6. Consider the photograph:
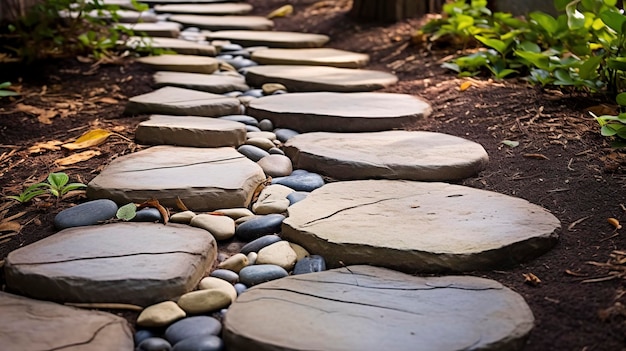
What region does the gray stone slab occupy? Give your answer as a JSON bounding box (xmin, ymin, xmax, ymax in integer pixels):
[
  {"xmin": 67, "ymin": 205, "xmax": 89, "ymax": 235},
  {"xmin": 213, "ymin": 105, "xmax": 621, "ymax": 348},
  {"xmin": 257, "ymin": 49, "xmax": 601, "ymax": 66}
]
[
  {"xmin": 169, "ymin": 15, "xmax": 273, "ymax": 31},
  {"xmin": 117, "ymin": 22, "xmax": 182, "ymax": 38},
  {"xmin": 4, "ymin": 223, "xmax": 217, "ymax": 306},
  {"xmin": 136, "ymin": 114, "xmax": 247, "ymax": 147},
  {"xmin": 137, "ymin": 54, "xmax": 220, "ymax": 74},
  {"xmin": 125, "ymin": 86, "xmax": 241, "ymax": 117},
  {"xmin": 154, "ymin": 71, "xmax": 249, "ymax": 93},
  {"xmin": 142, "ymin": 0, "xmax": 231, "ymax": 4},
  {"xmin": 127, "ymin": 36, "xmax": 216, "ymax": 55},
  {"xmin": 251, "ymin": 48, "xmax": 370, "ymax": 68},
  {"xmin": 282, "ymin": 180, "xmax": 560, "ymax": 272},
  {"xmin": 0, "ymin": 292, "xmax": 133, "ymax": 350},
  {"xmin": 155, "ymin": 3, "xmax": 253, "ymax": 15},
  {"xmin": 284, "ymin": 131, "xmax": 488, "ymax": 181},
  {"xmin": 224, "ymin": 266, "xmax": 534, "ymax": 351},
  {"xmin": 247, "ymin": 92, "xmax": 431, "ymax": 132},
  {"xmin": 87, "ymin": 146, "xmax": 266, "ymax": 211},
  {"xmin": 244, "ymin": 65, "xmax": 398, "ymax": 92},
  {"xmin": 62, "ymin": 9, "xmax": 157, "ymax": 23},
  {"xmin": 206, "ymin": 30, "xmax": 329, "ymax": 48}
]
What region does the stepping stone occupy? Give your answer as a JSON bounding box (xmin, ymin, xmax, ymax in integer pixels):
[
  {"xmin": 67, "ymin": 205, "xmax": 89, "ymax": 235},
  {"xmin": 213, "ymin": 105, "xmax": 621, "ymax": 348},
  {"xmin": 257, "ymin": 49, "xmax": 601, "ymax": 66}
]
[
  {"xmin": 135, "ymin": 115, "xmax": 247, "ymax": 147},
  {"xmin": 62, "ymin": 9, "xmax": 157, "ymax": 23},
  {"xmin": 223, "ymin": 265, "xmax": 534, "ymax": 351},
  {"xmin": 125, "ymin": 86, "xmax": 241, "ymax": 117},
  {"xmin": 87, "ymin": 146, "xmax": 266, "ymax": 211},
  {"xmin": 169, "ymin": 15, "xmax": 273, "ymax": 31},
  {"xmin": 116, "ymin": 22, "xmax": 182, "ymax": 38},
  {"xmin": 0, "ymin": 292, "xmax": 133, "ymax": 350},
  {"xmin": 136, "ymin": 54, "xmax": 220, "ymax": 74},
  {"xmin": 251, "ymin": 48, "xmax": 370, "ymax": 68},
  {"xmin": 4, "ymin": 223, "xmax": 217, "ymax": 306},
  {"xmin": 99, "ymin": 0, "xmax": 139, "ymax": 10},
  {"xmin": 206, "ymin": 30, "xmax": 329, "ymax": 48},
  {"xmin": 244, "ymin": 65, "xmax": 398, "ymax": 92},
  {"xmin": 247, "ymin": 92, "xmax": 431, "ymax": 132},
  {"xmin": 154, "ymin": 71, "xmax": 249, "ymax": 93},
  {"xmin": 126, "ymin": 36, "xmax": 216, "ymax": 56},
  {"xmin": 284, "ymin": 131, "xmax": 488, "ymax": 181},
  {"xmin": 142, "ymin": 0, "xmax": 231, "ymax": 4},
  {"xmin": 282, "ymin": 180, "xmax": 560, "ymax": 272},
  {"xmin": 154, "ymin": 3, "xmax": 253, "ymax": 15}
]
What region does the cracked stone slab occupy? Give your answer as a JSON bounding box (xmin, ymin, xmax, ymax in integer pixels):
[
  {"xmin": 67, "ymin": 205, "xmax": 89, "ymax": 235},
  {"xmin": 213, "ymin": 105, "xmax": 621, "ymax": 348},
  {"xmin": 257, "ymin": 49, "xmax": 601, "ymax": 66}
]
[
  {"xmin": 284, "ymin": 131, "xmax": 488, "ymax": 181},
  {"xmin": 244, "ymin": 65, "xmax": 398, "ymax": 92},
  {"xmin": 0, "ymin": 292, "xmax": 133, "ymax": 350},
  {"xmin": 136, "ymin": 114, "xmax": 247, "ymax": 147},
  {"xmin": 137, "ymin": 54, "xmax": 220, "ymax": 74},
  {"xmin": 125, "ymin": 86, "xmax": 241, "ymax": 117},
  {"xmin": 154, "ymin": 71, "xmax": 249, "ymax": 93},
  {"xmin": 247, "ymin": 92, "xmax": 431, "ymax": 132},
  {"xmin": 282, "ymin": 180, "xmax": 560, "ymax": 272},
  {"xmin": 126, "ymin": 37, "xmax": 216, "ymax": 56},
  {"xmin": 169, "ymin": 15, "xmax": 273, "ymax": 31},
  {"xmin": 116, "ymin": 22, "xmax": 182, "ymax": 38},
  {"xmin": 4, "ymin": 223, "xmax": 217, "ymax": 306},
  {"xmin": 251, "ymin": 48, "xmax": 370, "ymax": 68},
  {"xmin": 224, "ymin": 265, "xmax": 534, "ymax": 351},
  {"xmin": 206, "ymin": 30, "xmax": 329, "ymax": 48},
  {"xmin": 87, "ymin": 146, "xmax": 266, "ymax": 211},
  {"xmin": 155, "ymin": 3, "xmax": 253, "ymax": 15}
]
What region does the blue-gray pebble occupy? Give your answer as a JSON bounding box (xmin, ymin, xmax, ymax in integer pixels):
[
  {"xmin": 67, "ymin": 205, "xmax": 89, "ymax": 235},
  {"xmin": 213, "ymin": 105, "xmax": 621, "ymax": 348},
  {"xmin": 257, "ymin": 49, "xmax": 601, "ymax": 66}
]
[
  {"xmin": 137, "ymin": 337, "xmax": 172, "ymax": 351},
  {"xmin": 245, "ymin": 125, "xmax": 261, "ymax": 133},
  {"xmin": 241, "ymin": 89, "xmax": 264, "ymax": 98},
  {"xmin": 210, "ymin": 269, "xmax": 239, "ymax": 284},
  {"xmin": 165, "ymin": 316, "xmax": 222, "ymax": 345},
  {"xmin": 54, "ymin": 199, "xmax": 118, "ymax": 229},
  {"xmin": 171, "ymin": 335, "xmax": 223, "ymax": 351},
  {"xmin": 237, "ymin": 144, "xmax": 269, "ymax": 162},
  {"xmin": 293, "ymin": 255, "xmax": 327, "ymax": 275},
  {"xmin": 274, "ymin": 128, "xmax": 299, "ymax": 143},
  {"xmin": 135, "ymin": 330, "xmax": 158, "ymax": 345},
  {"xmin": 239, "ymin": 234, "xmax": 282, "ymax": 254},
  {"xmin": 272, "ymin": 171, "xmax": 324, "ymax": 192},
  {"xmin": 234, "ymin": 283, "xmax": 247, "ymax": 295},
  {"xmin": 218, "ymin": 115, "xmax": 258, "ymax": 126},
  {"xmin": 220, "ymin": 43, "xmax": 244, "ymax": 52},
  {"xmin": 132, "ymin": 207, "xmax": 162, "ymax": 222},
  {"xmin": 235, "ymin": 214, "xmax": 285, "ymax": 241},
  {"xmin": 239, "ymin": 264, "xmax": 288, "ymax": 286},
  {"xmin": 287, "ymin": 191, "xmax": 309, "ymax": 205},
  {"xmin": 258, "ymin": 119, "xmax": 273, "ymax": 131},
  {"xmin": 268, "ymin": 147, "xmax": 284, "ymax": 155}
]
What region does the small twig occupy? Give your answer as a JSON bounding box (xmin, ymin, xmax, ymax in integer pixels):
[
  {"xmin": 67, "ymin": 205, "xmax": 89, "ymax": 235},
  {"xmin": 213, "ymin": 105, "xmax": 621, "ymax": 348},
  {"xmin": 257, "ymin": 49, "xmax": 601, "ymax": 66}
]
[{"xmin": 567, "ymin": 215, "xmax": 592, "ymax": 231}]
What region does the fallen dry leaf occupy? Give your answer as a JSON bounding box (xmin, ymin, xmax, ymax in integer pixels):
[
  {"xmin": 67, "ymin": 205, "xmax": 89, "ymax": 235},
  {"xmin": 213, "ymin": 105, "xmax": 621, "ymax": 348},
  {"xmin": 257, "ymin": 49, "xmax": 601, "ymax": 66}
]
[
  {"xmin": 608, "ymin": 217, "xmax": 623, "ymax": 230},
  {"xmin": 175, "ymin": 197, "xmax": 188, "ymax": 211},
  {"xmin": 267, "ymin": 4, "xmax": 293, "ymax": 18},
  {"xmin": 16, "ymin": 103, "xmax": 57, "ymax": 124},
  {"xmin": 564, "ymin": 269, "xmax": 588, "ymax": 277},
  {"xmin": 586, "ymin": 104, "xmax": 618, "ymax": 117},
  {"xmin": 28, "ymin": 140, "xmax": 63, "ymax": 153},
  {"xmin": 0, "ymin": 221, "xmax": 21, "ymax": 233},
  {"xmin": 523, "ymin": 153, "xmax": 550, "ymax": 160},
  {"xmin": 62, "ymin": 129, "xmax": 111, "ymax": 150},
  {"xmin": 523, "ymin": 272, "xmax": 541, "ymax": 286},
  {"xmin": 459, "ymin": 81, "xmax": 472, "ymax": 92},
  {"xmin": 95, "ymin": 97, "xmax": 118, "ymax": 104},
  {"xmin": 54, "ymin": 150, "xmax": 101, "ymax": 166}
]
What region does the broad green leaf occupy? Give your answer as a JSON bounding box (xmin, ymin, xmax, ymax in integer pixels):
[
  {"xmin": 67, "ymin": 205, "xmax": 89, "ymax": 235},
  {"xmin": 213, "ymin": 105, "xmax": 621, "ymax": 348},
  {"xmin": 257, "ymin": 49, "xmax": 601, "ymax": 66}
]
[
  {"xmin": 616, "ymin": 93, "xmax": 626, "ymax": 106},
  {"xmin": 581, "ymin": 0, "xmax": 595, "ymax": 10},
  {"xmin": 501, "ymin": 140, "xmax": 520, "ymax": 148},
  {"xmin": 618, "ymin": 112, "xmax": 626, "ymax": 121},
  {"xmin": 62, "ymin": 183, "xmax": 87, "ymax": 193},
  {"xmin": 441, "ymin": 62, "xmax": 461, "ymax": 73},
  {"xmin": 600, "ymin": 10, "xmax": 626, "ymax": 32},
  {"xmin": 495, "ymin": 68, "xmax": 518, "ymax": 79},
  {"xmin": 0, "ymin": 82, "xmax": 10, "ymax": 89},
  {"xmin": 592, "ymin": 17, "xmax": 606, "ymax": 30},
  {"xmin": 554, "ymin": 69, "xmax": 576, "ymax": 85},
  {"xmin": 456, "ymin": 14, "xmax": 475, "ymax": 31},
  {"xmin": 518, "ymin": 41, "xmax": 541, "ymax": 53},
  {"xmin": 601, "ymin": 124, "xmax": 618, "ymax": 136},
  {"xmin": 604, "ymin": 0, "xmax": 617, "ymax": 6},
  {"xmin": 47, "ymin": 172, "xmax": 69, "ymax": 189},
  {"xmin": 554, "ymin": 0, "xmax": 571, "ymax": 11},
  {"xmin": 515, "ymin": 50, "xmax": 551, "ymax": 70},
  {"xmin": 567, "ymin": 2, "xmax": 586, "ymax": 29},
  {"xmin": 607, "ymin": 58, "xmax": 626, "ymax": 70},
  {"xmin": 530, "ymin": 12, "xmax": 559, "ymax": 35},
  {"xmin": 579, "ymin": 55, "xmax": 602, "ymax": 79},
  {"xmin": 116, "ymin": 203, "xmax": 137, "ymax": 221},
  {"xmin": 0, "ymin": 90, "xmax": 19, "ymax": 97},
  {"xmin": 475, "ymin": 35, "xmax": 509, "ymax": 55},
  {"xmin": 617, "ymin": 128, "xmax": 626, "ymax": 139}
]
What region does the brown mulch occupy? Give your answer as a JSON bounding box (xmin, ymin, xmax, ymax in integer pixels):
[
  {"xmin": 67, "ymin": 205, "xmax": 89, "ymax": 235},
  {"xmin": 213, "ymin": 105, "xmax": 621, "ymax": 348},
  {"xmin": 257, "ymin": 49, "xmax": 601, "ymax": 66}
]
[{"xmin": 1, "ymin": 0, "xmax": 626, "ymax": 349}]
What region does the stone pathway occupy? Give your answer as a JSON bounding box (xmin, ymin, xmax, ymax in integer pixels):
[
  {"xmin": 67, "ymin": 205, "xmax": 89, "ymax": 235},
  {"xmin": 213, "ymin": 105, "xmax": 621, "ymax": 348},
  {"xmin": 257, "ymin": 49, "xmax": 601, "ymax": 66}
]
[{"xmin": 2, "ymin": 2, "xmax": 563, "ymax": 350}]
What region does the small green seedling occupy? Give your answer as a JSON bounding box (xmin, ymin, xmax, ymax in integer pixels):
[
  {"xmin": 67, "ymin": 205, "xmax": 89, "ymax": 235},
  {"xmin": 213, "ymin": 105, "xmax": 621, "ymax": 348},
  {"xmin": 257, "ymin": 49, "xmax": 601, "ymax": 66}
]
[
  {"xmin": 45, "ymin": 172, "xmax": 86, "ymax": 198},
  {"xmin": 593, "ymin": 92, "xmax": 626, "ymax": 148},
  {"xmin": 116, "ymin": 203, "xmax": 137, "ymax": 221},
  {"xmin": 6, "ymin": 183, "xmax": 50, "ymax": 203},
  {"xmin": 0, "ymin": 82, "xmax": 19, "ymax": 98}
]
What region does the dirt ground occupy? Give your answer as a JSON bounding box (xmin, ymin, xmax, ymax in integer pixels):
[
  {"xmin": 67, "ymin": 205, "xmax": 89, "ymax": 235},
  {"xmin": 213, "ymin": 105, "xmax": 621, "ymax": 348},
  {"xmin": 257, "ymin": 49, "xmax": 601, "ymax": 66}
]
[{"xmin": 1, "ymin": 0, "xmax": 626, "ymax": 349}]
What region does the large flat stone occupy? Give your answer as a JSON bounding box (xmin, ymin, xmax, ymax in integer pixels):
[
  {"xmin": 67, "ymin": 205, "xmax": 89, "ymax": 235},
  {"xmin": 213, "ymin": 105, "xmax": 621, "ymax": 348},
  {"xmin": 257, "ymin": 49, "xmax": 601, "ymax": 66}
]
[
  {"xmin": 251, "ymin": 48, "xmax": 369, "ymax": 68},
  {"xmin": 137, "ymin": 54, "xmax": 220, "ymax": 74},
  {"xmin": 0, "ymin": 292, "xmax": 133, "ymax": 350},
  {"xmin": 126, "ymin": 37, "xmax": 216, "ymax": 56},
  {"xmin": 142, "ymin": 0, "xmax": 232, "ymax": 4},
  {"xmin": 284, "ymin": 131, "xmax": 488, "ymax": 181},
  {"xmin": 282, "ymin": 180, "xmax": 560, "ymax": 272},
  {"xmin": 169, "ymin": 15, "xmax": 273, "ymax": 30},
  {"xmin": 116, "ymin": 22, "xmax": 182, "ymax": 38},
  {"xmin": 224, "ymin": 266, "xmax": 534, "ymax": 351},
  {"xmin": 247, "ymin": 92, "xmax": 431, "ymax": 132},
  {"xmin": 125, "ymin": 86, "xmax": 241, "ymax": 117},
  {"xmin": 4, "ymin": 223, "xmax": 217, "ymax": 306},
  {"xmin": 87, "ymin": 146, "xmax": 266, "ymax": 211},
  {"xmin": 136, "ymin": 114, "xmax": 247, "ymax": 147},
  {"xmin": 244, "ymin": 65, "xmax": 398, "ymax": 92},
  {"xmin": 155, "ymin": 3, "xmax": 253, "ymax": 15},
  {"xmin": 154, "ymin": 71, "xmax": 249, "ymax": 93},
  {"xmin": 62, "ymin": 9, "xmax": 157, "ymax": 23},
  {"xmin": 206, "ymin": 30, "xmax": 329, "ymax": 48}
]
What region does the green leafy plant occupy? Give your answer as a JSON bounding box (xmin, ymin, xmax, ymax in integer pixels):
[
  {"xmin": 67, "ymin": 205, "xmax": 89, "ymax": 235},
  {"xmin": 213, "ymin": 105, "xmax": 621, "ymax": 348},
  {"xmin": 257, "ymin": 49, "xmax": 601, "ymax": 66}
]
[
  {"xmin": 116, "ymin": 203, "xmax": 137, "ymax": 221},
  {"xmin": 6, "ymin": 183, "xmax": 50, "ymax": 203},
  {"xmin": 0, "ymin": 82, "xmax": 19, "ymax": 97},
  {"xmin": 593, "ymin": 92, "xmax": 626, "ymax": 147},
  {"xmin": 6, "ymin": 172, "xmax": 86, "ymax": 204}
]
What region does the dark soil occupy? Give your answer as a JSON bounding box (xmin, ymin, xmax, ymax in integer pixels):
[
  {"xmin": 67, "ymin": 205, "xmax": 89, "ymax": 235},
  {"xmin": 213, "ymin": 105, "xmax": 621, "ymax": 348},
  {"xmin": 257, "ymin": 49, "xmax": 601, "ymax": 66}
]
[{"xmin": 1, "ymin": 0, "xmax": 626, "ymax": 349}]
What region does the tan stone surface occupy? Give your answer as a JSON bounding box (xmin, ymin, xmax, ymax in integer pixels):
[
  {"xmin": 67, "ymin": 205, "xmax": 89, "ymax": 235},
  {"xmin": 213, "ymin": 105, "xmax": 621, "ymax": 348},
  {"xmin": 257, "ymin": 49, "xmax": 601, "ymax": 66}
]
[
  {"xmin": 206, "ymin": 30, "xmax": 329, "ymax": 48},
  {"xmin": 137, "ymin": 55, "xmax": 220, "ymax": 74},
  {"xmin": 155, "ymin": 3, "xmax": 253, "ymax": 15},
  {"xmin": 137, "ymin": 301, "xmax": 186, "ymax": 327},
  {"xmin": 116, "ymin": 22, "xmax": 182, "ymax": 38},
  {"xmin": 127, "ymin": 37, "xmax": 216, "ymax": 55},
  {"xmin": 153, "ymin": 71, "xmax": 249, "ymax": 93},
  {"xmin": 125, "ymin": 87, "xmax": 241, "ymax": 117},
  {"xmin": 251, "ymin": 48, "xmax": 370, "ymax": 68},
  {"xmin": 169, "ymin": 15, "xmax": 273, "ymax": 30}
]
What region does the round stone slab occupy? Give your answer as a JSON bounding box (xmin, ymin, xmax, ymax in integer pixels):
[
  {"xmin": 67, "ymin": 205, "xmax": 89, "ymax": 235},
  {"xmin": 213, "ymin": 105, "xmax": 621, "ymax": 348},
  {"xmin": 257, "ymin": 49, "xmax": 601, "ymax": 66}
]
[
  {"xmin": 247, "ymin": 92, "xmax": 431, "ymax": 132},
  {"xmin": 224, "ymin": 265, "xmax": 535, "ymax": 351},
  {"xmin": 284, "ymin": 131, "xmax": 488, "ymax": 181},
  {"xmin": 0, "ymin": 292, "xmax": 133, "ymax": 350},
  {"xmin": 251, "ymin": 48, "xmax": 370, "ymax": 68},
  {"xmin": 282, "ymin": 180, "xmax": 560, "ymax": 272},
  {"xmin": 135, "ymin": 115, "xmax": 247, "ymax": 147},
  {"xmin": 87, "ymin": 146, "xmax": 266, "ymax": 211},
  {"xmin": 154, "ymin": 3, "xmax": 253, "ymax": 15},
  {"xmin": 137, "ymin": 55, "xmax": 220, "ymax": 74},
  {"xmin": 117, "ymin": 22, "xmax": 182, "ymax": 38},
  {"xmin": 4, "ymin": 223, "xmax": 217, "ymax": 306},
  {"xmin": 125, "ymin": 87, "xmax": 241, "ymax": 117},
  {"xmin": 169, "ymin": 15, "xmax": 273, "ymax": 31},
  {"xmin": 244, "ymin": 65, "xmax": 398, "ymax": 92},
  {"xmin": 153, "ymin": 71, "xmax": 249, "ymax": 93},
  {"xmin": 127, "ymin": 37, "xmax": 216, "ymax": 56},
  {"xmin": 206, "ymin": 30, "xmax": 329, "ymax": 48}
]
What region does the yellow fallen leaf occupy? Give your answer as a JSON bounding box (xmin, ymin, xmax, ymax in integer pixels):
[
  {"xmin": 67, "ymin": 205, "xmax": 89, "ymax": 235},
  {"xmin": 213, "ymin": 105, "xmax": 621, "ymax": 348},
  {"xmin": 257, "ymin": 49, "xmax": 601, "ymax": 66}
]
[
  {"xmin": 459, "ymin": 81, "xmax": 472, "ymax": 92},
  {"xmin": 267, "ymin": 4, "xmax": 293, "ymax": 18},
  {"xmin": 54, "ymin": 150, "xmax": 101, "ymax": 166},
  {"xmin": 62, "ymin": 129, "xmax": 112, "ymax": 150},
  {"xmin": 522, "ymin": 272, "xmax": 541, "ymax": 286},
  {"xmin": 28, "ymin": 140, "xmax": 63, "ymax": 153}
]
